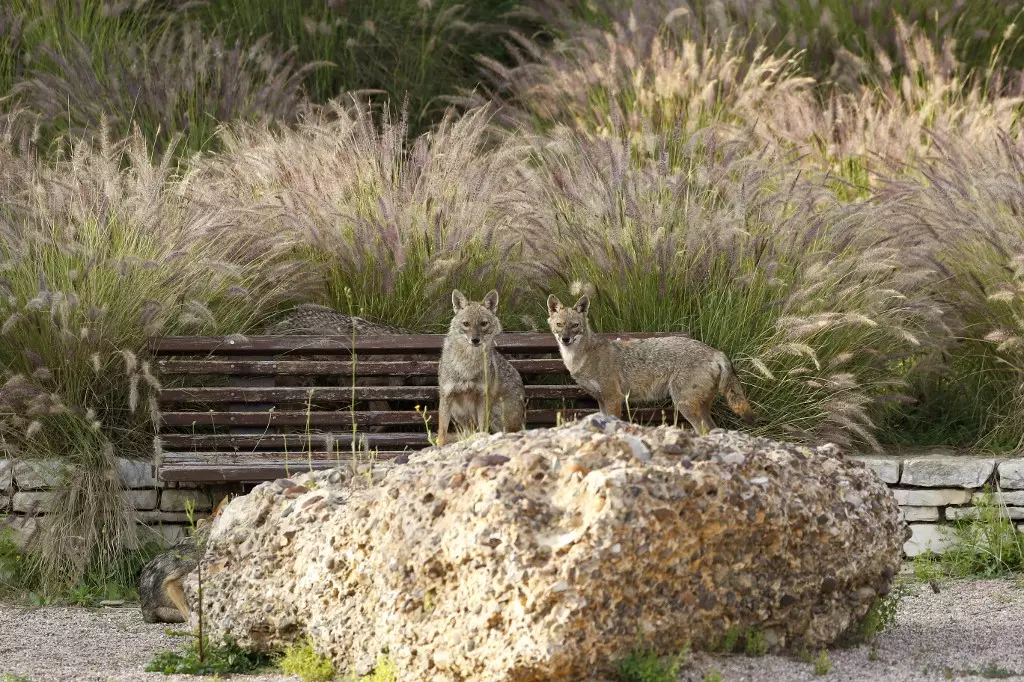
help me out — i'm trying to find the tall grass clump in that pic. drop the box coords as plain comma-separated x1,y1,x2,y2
527,0,1024,94
533,126,944,447
10,21,320,156
876,135,1024,448
479,7,1023,194
474,10,813,151
187,0,528,136
0,128,282,590
187,103,546,332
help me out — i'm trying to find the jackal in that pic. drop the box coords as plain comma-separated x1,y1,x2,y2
437,290,526,446
546,294,755,433
139,496,230,624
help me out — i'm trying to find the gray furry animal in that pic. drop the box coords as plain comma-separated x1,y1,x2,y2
139,518,214,623
437,290,526,446
546,294,755,433
265,304,415,418
265,303,408,336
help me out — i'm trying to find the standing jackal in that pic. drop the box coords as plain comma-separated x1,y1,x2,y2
437,290,526,446
546,294,755,433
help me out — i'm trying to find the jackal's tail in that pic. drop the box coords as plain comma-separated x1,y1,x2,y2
718,356,755,426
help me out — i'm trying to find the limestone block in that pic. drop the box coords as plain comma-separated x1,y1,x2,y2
903,524,953,556
13,460,71,490
946,506,1024,520
189,416,908,680
892,488,971,506
900,455,994,488
900,506,939,522
0,459,12,492
159,489,214,513
117,458,156,489
848,456,901,484
973,491,1024,506
13,491,56,513
124,489,158,511
996,459,1024,489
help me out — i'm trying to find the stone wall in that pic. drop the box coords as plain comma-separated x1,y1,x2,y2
850,451,1024,556
2,450,1023,556
0,457,239,550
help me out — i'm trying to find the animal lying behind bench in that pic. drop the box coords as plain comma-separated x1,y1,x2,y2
265,304,421,428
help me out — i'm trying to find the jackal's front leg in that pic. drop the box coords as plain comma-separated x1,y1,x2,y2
597,384,624,419
476,392,489,434
437,394,452,447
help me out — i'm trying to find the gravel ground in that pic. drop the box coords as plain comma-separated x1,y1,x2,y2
0,578,1021,682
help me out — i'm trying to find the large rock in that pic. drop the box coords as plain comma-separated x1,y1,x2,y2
189,416,908,682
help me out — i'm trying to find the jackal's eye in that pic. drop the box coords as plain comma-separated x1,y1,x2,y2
461,321,470,328
554,322,563,329
480,320,489,327
571,323,580,330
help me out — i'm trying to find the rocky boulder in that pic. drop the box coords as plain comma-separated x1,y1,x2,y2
188,415,908,681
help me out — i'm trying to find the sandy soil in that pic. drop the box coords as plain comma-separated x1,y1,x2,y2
1,578,1021,681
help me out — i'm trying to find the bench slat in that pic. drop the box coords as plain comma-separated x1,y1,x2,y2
155,358,569,376
158,407,673,428
158,452,408,483
159,432,430,451
158,384,589,403
148,332,688,356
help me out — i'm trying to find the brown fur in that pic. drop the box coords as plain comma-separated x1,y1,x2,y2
138,496,231,624
437,290,526,446
546,294,755,433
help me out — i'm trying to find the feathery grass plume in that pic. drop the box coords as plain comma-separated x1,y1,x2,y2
184,0,525,136
525,0,1024,96
875,133,1024,449
532,125,944,447
8,14,321,156
0,126,284,588
475,6,1022,196
187,101,546,331
471,9,813,159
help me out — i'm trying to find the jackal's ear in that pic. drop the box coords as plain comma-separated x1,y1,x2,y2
573,295,590,315
482,290,499,312
546,294,562,315
452,290,468,312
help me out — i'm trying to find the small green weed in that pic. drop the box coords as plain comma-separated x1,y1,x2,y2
813,650,832,676
973,663,1017,679
715,626,767,656
361,654,398,682
855,579,906,643
703,669,723,682
941,491,1024,578
3,673,32,682
719,627,741,653
615,645,689,682
743,629,768,657
146,638,270,676
912,553,945,584
279,638,335,682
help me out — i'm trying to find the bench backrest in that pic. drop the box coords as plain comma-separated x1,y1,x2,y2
149,332,686,483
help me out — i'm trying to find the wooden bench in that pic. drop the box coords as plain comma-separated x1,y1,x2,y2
149,332,687,483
